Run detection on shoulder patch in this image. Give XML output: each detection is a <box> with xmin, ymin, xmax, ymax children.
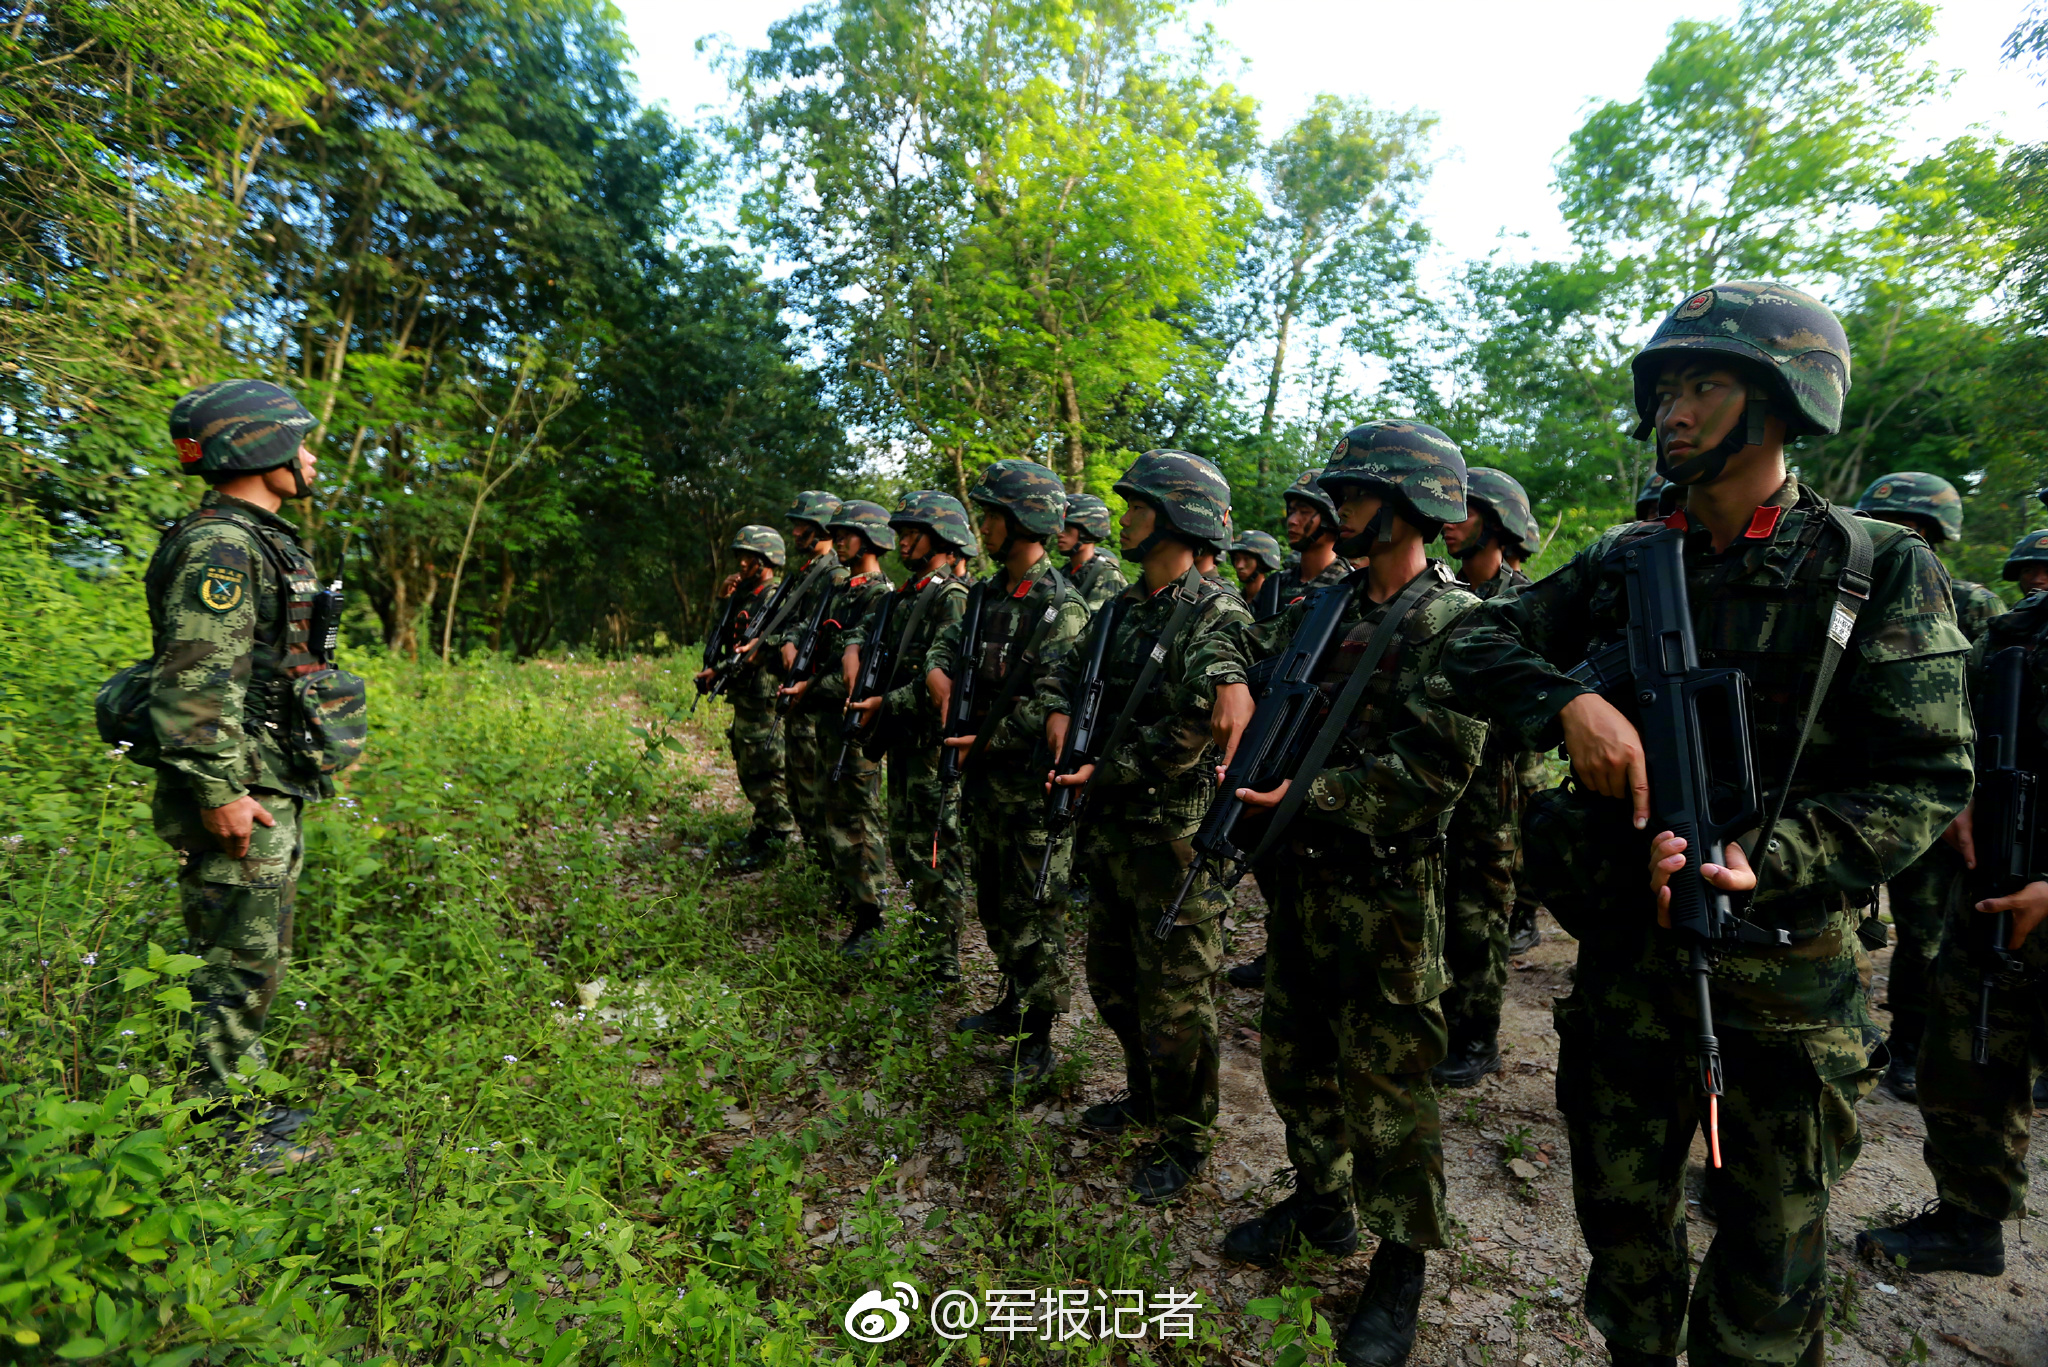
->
<box><xmin>196</xmin><ymin>560</ymin><xmax>248</xmax><ymax>614</ymax></box>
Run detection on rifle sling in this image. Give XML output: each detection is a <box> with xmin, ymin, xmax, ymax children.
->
<box><xmin>960</xmin><ymin>569</ymin><xmax>1070</xmax><ymax>769</ymax></box>
<box><xmin>1083</xmin><ymin>565</ymin><xmax>1206</xmax><ymax>786</ymax></box>
<box><xmin>755</xmin><ymin>555</ymin><xmax>835</xmax><ymax>644</ymax></box>
<box><xmin>883</xmin><ymin>575</ymin><xmax>954</xmax><ymax>694</ymax></box>
<box><xmin>1245</xmin><ymin>567</ymin><xmax>1441</xmax><ymax>865</ymax></box>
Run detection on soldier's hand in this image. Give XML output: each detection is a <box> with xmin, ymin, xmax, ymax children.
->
<box><xmin>1648</xmin><ymin>830</ymin><xmax>1754</xmax><ymax>929</ymax></box>
<box><xmin>848</xmin><ymin>695</ymin><xmax>885</xmax><ymax>720</ymax></box>
<box><xmin>927</xmin><ymin>667</ymin><xmax>953</xmax><ymax>717</ymax></box>
<box><xmin>693</xmin><ymin>668</ymin><xmax>714</xmax><ymax>686</ymax></box>
<box><xmin>942</xmin><ymin>733</ymin><xmax>977</xmax><ymax>770</ymax></box>
<box><xmin>1942</xmin><ymin>802</ymin><xmax>1976</xmax><ymax>869</ymax></box>
<box><xmin>1051</xmin><ymin>762</ymin><xmax>1094</xmax><ymax>790</ymax></box>
<box><xmin>720</xmin><ymin>573</ymin><xmax>741</xmax><ymax>596</ymax></box>
<box><xmin>1974</xmin><ymin>879</ymin><xmax>2048</xmax><ymax>950</ymax></box>
<box><xmin>1210</xmin><ymin>681</ymin><xmax>1253</xmax><ymax>771</ymax></box>
<box><xmin>1559</xmin><ymin>693</ymin><xmax>1650</xmax><ymax>828</ymax></box>
<box><xmin>1235</xmin><ymin>778</ymin><xmax>1287</xmax><ymax>810</ymax></box>
<box><xmin>780</xmin><ymin>679</ymin><xmax>810</xmax><ymax>702</ymax></box>
<box><xmin>203</xmin><ymin>795</ymin><xmax>276</xmax><ymax>861</ymax></box>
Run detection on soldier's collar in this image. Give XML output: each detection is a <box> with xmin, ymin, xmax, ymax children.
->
<box><xmin>1662</xmin><ymin>475</ymin><xmax>1802</xmax><ymax>545</ymax></box>
<box><xmin>202</xmin><ymin>490</ymin><xmax>298</xmax><ymax>532</ymax></box>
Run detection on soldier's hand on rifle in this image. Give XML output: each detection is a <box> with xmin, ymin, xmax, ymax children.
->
<box><xmin>1973</xmin><ymin>879</ymin><xmax>2048</xmax><ymax>950</ymax></box>
<box><xmin>1942</xmin><ymin>802</ymin><xmax>1976</xmax><ymax>869</ymax></box>
<box><xmin>927</xmin><ymin>667</ymin><xmax>953</xmax><ymax>716</ymax></box>
<box><xmin>203</xmin><ymin>795</ymin><xmax>276</xmax><ymax>861</ymax></box>
<box><xmin>1559</xmin><ymin>693</ymin><xmax>1650</xmax><ymax>829</ymax></box>
<box><xmin>694</xmin><ymin>667</ymin><xmax>714</xmax><ymax>686</ymax></box>
<box><xmin>1051</xmin><ymin>763</ymin><xmax>1095</xmax><ymax>790</ymax></box>
<box><xmin>780</xmin><ymin>678</ymin><xmax>810</xmax><ymax>703</ymax></box>
<box><xmin>848</xmin><ymin>695</ymin><xmax>885</xmax><ymax>720</ymax></box>
<box><xmin>1234</xmin><ymin>778</ymin><xmax>1288</xmax><ymax>810</ymax></box>
<box><xmin>1210</xmin><ymin>681</ymin><xmax>1253</xmax><ymax>772</ymax></box>
<box><xmin>941</xmin><ymin>733</ymin><xmax>977</xmax><ymax>766</ymax></box>
<box><xmin>1648</xmin><ymin>830</ymin><xmax>1754</xmax><ymax>929</ymax></box>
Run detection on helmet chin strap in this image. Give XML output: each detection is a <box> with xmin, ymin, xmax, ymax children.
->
<box><xmin>1657</xmin><ymin>397</ymin><xmax>1769</xmax><ymax>487</ymax></box>
<box><xmin>1333</xmin><ymin>505</ymin><xmax>1389</xmax><ymax>562</ymax></box>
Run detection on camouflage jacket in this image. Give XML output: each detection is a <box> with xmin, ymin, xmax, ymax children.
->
<box><xmin>1443</xmin><ymin>476</ymin><xmax>1974</xmax><ymax>1031</ymax></box>
<box><xmin>1201</xmin><ymin>566</ymin><xmax>1236</xmax><ymax>598</ymax></box>
<box><xmin>876</xmin><ymin>569</ymin><xmax>971</xmax><ymax>745</ymax></box>
<box><xmin>762</xmin><ymin>546</ymin><xmax>842</xmax><ymax>659</ymax></box>
<box><xmin>146</xmin><ymin>491</ymin><xmax>328</xmax><ymax>805</ymax></box>
<box><xmin>1269</xmin><ymin>554</ymin><xmax>1354</xmax><ymax>616</ymax></box>
<box><xmin>807</xmin><ymin>568</ymin><xmax>896</xmax><ymax>713</ymax></box>
<box><xmin>1951</xmin><ymin>577</ymin><xmax>2006</xmax><ymax>644</ymax></box>
<box><xmin>1244</xmin><ymin>562</ymin><xmax>1490</xmax><ymax>848</ymax></box>
<box><xmin>1462</xmin><ymin>561</ymin><xmax>1531</xmax><ymax>603</ymax></box>
<box><xmin>1041</xmin><ymin>570</ymin><xmax>1252</xmax><ymax>842</ymax></box>
<box><xmin>926</xmin><ymin>554</ymin><xmax>1088</xmax><ymax>804</ymax></box>
<box><xmin>716</xmin><ymin>571</ymin><xmax>781</xmax><ymax>708</ymax></box>
<box><xmin>1067</xmin><ymin>550</ymin><xmax>1129</xmax><ymax>614</ymax></box>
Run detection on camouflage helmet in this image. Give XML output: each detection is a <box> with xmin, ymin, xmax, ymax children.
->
<box><xmin>1855</xmin><ymin>471</ymin><xmax>1963</xmax><ymax>544</ymax></box>
<box><xmin>168</xmin><ymin>379</ymin><xmax>316</xmax><ymax>476</ymax></box>
<box><xmin>888</xmin><ymin>490</ymin><xmax>981</xmax><ymax>557</ymax></box>
<box><xmin>729</xmin><ymin>524</ymin><xmax>786</xmax><ymax>570</ymax></box>
<box><xmin>2002</xmin><ymin>529</ymin><xmax>2048</xmax><ymax>582</ymax></box>
<box><xmin>1112</xmin><ymin>449</ymin><xmax>1233</xmax><ymax>554</ymax></box>
<box><xmin>1320</xmin><ymin>420</ymin><xmax>1468</xmax><ymax>529</ymax></box>
<box><xmin>1064</xmin><ymin>492</ymin><xmax>1114</xmax><ymax>542</ymax></box>
<box><xmin>1629</xmin><ymin>281</ymin><xmax>1851</xmax><ymax>440</ymax></box>
<box><xmin>825</xmin><ymin>498</ymin><xmax>897</xmax><ymax>552</ymax></box>
<box><xmin>1635</xmin><ymin>471</ymin><xmax>1671</xmax><ymax>519</ymax></box>
<box><xmin>967</xmin><ymin>458</ymin><xmax>1067</xmax><ymax>539</ymax></box>
<box><xmin>1281</xmin><ymin>469</ymin><xmax>1340</xmax><ymax>524</ymax></box>
<box><xmin>787</xmin><ymin>490</ymin><xmax>842</xmax><ymax>531</ymax></box>
<box><xmin>1464</xmin><ymin>467</ymin><xmax>1541</xmax><ymax>555</ymax></box>
<box><xmin>1228</xmin><ymin>529</ymin><xmax>1284</xmax><ymax>573</ymax></box>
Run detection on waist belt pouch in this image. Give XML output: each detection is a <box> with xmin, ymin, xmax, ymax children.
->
<box><xmin>291</xmin><ymin>666</ymin><xmax>370</xmax><ymax>774</ymax></box>
<box><xmin>1520</xmin><ymin>778</ymin><xmax>1644</xmax><ymax>940</ymax></box>
<box><xmin>95</xmin><ymin>659</ymin><xmax>162</xmax><ymax>766</ymax></box>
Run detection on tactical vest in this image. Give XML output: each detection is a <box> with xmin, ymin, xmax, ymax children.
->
<box><xmin>972</xmin><ymin>567</ymin><xmax>1070</xmax><ymax>704</ymax></box>
<box><xmin>1310</xmin><ymin>573</ymin><xmax>1456</xmax><ymax>761</ymax></box>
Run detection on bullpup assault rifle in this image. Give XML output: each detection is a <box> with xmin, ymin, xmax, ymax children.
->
<box><xmin>830</xmin><ymin>591</ymin><xmax>900</xmax><ymax>782</ymax></box>
<box><xmin>1967</xmin><ymin>645</ymin><xmax>2032</xmax><ymax>1065</ymax></box>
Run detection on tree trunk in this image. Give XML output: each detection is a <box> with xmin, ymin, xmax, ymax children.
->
<box><xmin>1059</xmin><ymin>368</ymin><xmax>1086</xmax><ymax>490</ymax></box>
<box><xmin>489</xmin><ymin>546</ymin><xmax>514</xmax><ymax>653</ymax></box>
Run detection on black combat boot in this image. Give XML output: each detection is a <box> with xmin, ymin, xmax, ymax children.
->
<box><xmin>838</xmin><ymin>902</ymin><xmax>885</xmax><ymax>957</ymax></box>
<box><xmin>1507</xmin><ymin>901</ymin><xmax>1541</xmax><ymax>954</ymax></box>
<box><xmin>1222</xmin><ymin>1179</ymin><xmax>1359</xmax><ymax>1266</ymax></box>
<box><xmin>1081</xmin><ymin>1081</ymin><xmax>1155</xmax><ymax>1134</ymax></box>
<box><xmin>724</xmin><ymin>826</ymin><xmax>789</xmax><ymax>872</ymax></box>
<box><xmin>1430</xmin><ymin>1026</ymin><xmax>1501</xmax><ymax>1088</ymax></box>
<box><xmin>1225</xmin><ymin>951</ymin><xmax>1268</xmax><ymax>990</ymax></box>
<box><xmin>1336</xmin><ymin>1239</ymin><xmax>1425</xmax><ymax>1366</ymax></box>
<box><xmin>1000</xmin><ymin>1008</ymin><xmax>1057</xmax><ymax>1089</ymax></box>
<box><xmin>1880</xmin><ymin>1021</ymin><xmax>1921</xmax><ymax>1103</ymax></box>
<box><xmin>1856</xmin><ymin>1201</ymin><xmax>2005</xmax><ymax>1275</ymax></box>
<box><xmin>1128</xmin><ymin>1142</ymin><xmax>1203</xmax><ymax>1205</ymax></box>
<box><xmin>954</xmin><ymin>983</ymin><xmax>1021</xmax><ymax>1036</ymax></box>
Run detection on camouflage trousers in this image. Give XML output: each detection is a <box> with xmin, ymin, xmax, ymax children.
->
<box><xmin>1441</xmin><ymin>750</ymin><xmax>1519</xmax><ymax>1037</ymax></box>
<box><xmin>1918</xmin><ymin>920</ymin><xmax>2046</xmax><ymax>1223</ymax></box>
<box><xmin>1554</xmin><ymin>984</ymin><xmax>1880</xmax><ymax>1365</ymax></box>
<box><xmin>1880</xmin><ymin>840</ymin><xmax>1961</xmax><ymax>1040</ymax></box>
<box><xmin>728</xmin><ymin>691</ymin><xmax>795</xmax><ymax>839</ymax></box>
<box><xmin>784</xmin><ymin>709</ymin><xmax>830</xmax><ymax>852</ymax></box>
<box><xmin>966</xmin><ymin>798</ymin><xmax>1070</xmax><ymax>1014</ymax></box>
<box><xmin>1079</xmin><ymin>835</ymin><xmax>1225</xmax><ymax>1156</ymax></box>
<box><xmin>885</xmin><ymin>742</ymin><xmax>969</xmax><ymax>982</ymax></box>
<box><xmin>153</xmin><ymin>783</ymin><xmax>304</xmax><ymax>1097</ymax></box>
<box><xmin>1261</xmin><ymin>843</ymin><xmax>1451</xmax><ymax>1248</ymax></box>
<box><xmin>821</xmin><ymin>732</ymin><xmax>887</xmax><ymax>910</ymax></box>
<box><xmin>1510</xmin><ymin>748</ymin><xmax>1549</xmax><ymax>925</ymax></box>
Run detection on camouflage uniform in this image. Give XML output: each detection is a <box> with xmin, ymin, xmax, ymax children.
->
<box><xmin>806</xmin><ymin>560</ymin><xmax>895</xmax><ymax>913</ymax></box>
<box><xmin>1067</xmin><ymin>550</ymin><xmax>1130</xmax><ymax>614</ymax></box>
<box><xmin>719</xmin><ymin>571</ymin><xmax>796</xmax><ymax>843</ymax></box>
<box><xmin>765</xmin><ymin>542</ymin><xmax>842</xmax><ymax>853</ymax></box>
<box><xmin>1448</xmin><ymin>479</ymin><xmax>1972</xmax><ymax>1361</ymax></box>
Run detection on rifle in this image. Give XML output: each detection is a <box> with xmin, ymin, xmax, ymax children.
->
<box><xmin>1162</xmin><ymin>575</ymin><xmax>1364</xmax><ymax>931</ymax></box>
<box><xmin>778</xmin><ymin>581</ymin><xmax>842</xmax><ymax>716</ymax></box>
<box><xmin>1563</xmin><ymin>526</ymin><xmax>1774</xmax><ymax>1168</ymax></box>
<box><xmin>690</xmin><ymin>587</ymin><xmax>748</xmax><ymax>715</ymax></box>
<box><xmin>830</xmin><ymin>591</ymin><xmax>900</xmax><ymax>782</ymax></box>
<box><xmin>1251</xmin><ymin>574</ymin><xmax>1281</xmax><ymax>622</ymax></box>
<box><xmin>698</xmin><ymin>570</ymin><xmax>795</xmax><ymax>710</ymax></box>
<box><xmin>1967</xmin><ymin>645</ymin><xmax>2032</xmax><ymax>1065</ymax></box>
<box><xmin>932</xmin><ymin>582</ymin><xmax>990</xmax><ymax>860</ymax></box>
<box><xmin>1034</xmin><ymin>598</ymin><xmax>1124</xmax><ymax>903</ymax></box>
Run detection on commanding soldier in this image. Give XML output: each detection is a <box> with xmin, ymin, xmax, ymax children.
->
<box><xmin>702</xmin><ymin>526</ymin><xmax>795</xmax><ymax>870</ymax></box>
<box><xmin>1445</xmin><ymin>282</ymin><xmax>1972</xmax><ymax>1367</ymax></box>
<box><xmin>1225</xmin><ymin>470</ymin><xmax>1353</xmax><ymax>992</ymax></box>
<box><xmin>930</xmin><ymin>460</ymin><xmax>1088</xmax><ymax>1087</ymax></box>
<box><xmin>1228</xmin><ymin>529</ymin><xmax>1284</xmax><ymax>615</ymax></box>
<box><xmin>843</xmin><ymin>492</ymin><xmax>979</xmax><ymax>985</ymax></box>
<box><xmin>1044</xmin><ymin>451</ymin><xmax>1252</xmax><ymax>1202</ymax></box>
<box><xmin>1223</xmin><ymin>422</ymin><xmax>1486</xmax><ymax>1367</ymax></box>
<box><xmin>1058</xmin><ymin>492</ymin><xmax>1130</xmax><ymax>612</ymax></box>
<box><xmin>789</xmin><ymin>501</ymin><xmax>896</xmax><ymax>949</ymax></box>
<box><xmin>1853</xmin><ymin>471</ymin><xmax>2005</xmax><ymax>1100</ymax></box>
<box><xmin>150</xmin><ymin>380</ymin><xmax>361</xmax><ymax>1161</ymax></box>
<box><xmin>763</xmin><ymin>491</ymin><xmax>842</xmax><ymax>854</ymax></box>
<box><xmin>1857</xmin><ymin>575</ymin><xmax>2048</xmax><ymax>1276</ymax></box>
<box><xmin>1432</xmin><ymin>467</ymin><xmax>1542</xmax><ymax>1088</ymax></box>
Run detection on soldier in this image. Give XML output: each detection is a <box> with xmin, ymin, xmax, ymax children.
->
<box><xmin>1043</xmin><ymin>451</ymin><xmax>1253</xmax><ymax>1201</ymax></box>
<box><xmin>1853</xmin><ymin>471</ymin><xmax>2006</xmax><ymax>1100</ymax></box>
<box><xmin>1222</xmin><ymin>422</ymin><xmax>1485</xmax><ymax>1367</ymax></box>
<box><xmin>150</xmin><ymin>380</ymin><xmax>364</xmax><ymax>1164</ymax></box>
<box><xmin>1228</xmin><ymin>529</ymin><xmax>1284</xmax><ymax>614</ymax></box>
<box><xmin>1444</xmin><ymin>281</ymin><xmax>1972</xmax><ymax>1367</ymax></box>
<box><xmin>2007</xmin><ymin>528</ymin><xmax>2048</xmax><ymax>599</ymax></box>
<box><xmin>929</xmin><ymin>460</ymin><xmax>1089</xmax><ymax>1087</ymax></box>
<box><xmin>1635</xmin><ymin>471</ymin><xmax>1673</xmax><ymax>522</ymax></box>
<box><xmin>762</xmin><ymin>491</ymin><xmax>842</xmax><ymax>855</ymax></box>
<box><xmin>1057</xmin><ymin>492</ymin><xmax>1130</xmax><ymax>612</ymax></box>
<box><xmin>788</xmin><ymin>501</ymin><xmax>896</xmax><ymax>949</ymax></box>
<box><xmin>701</xmin><ymin>526</ymin><xmax>795</xmax><ymax>871</ymax></box>
<box><xmin>1224</xmin><ymin>470</ymin><xmax>1353</xmax><ymax>992</ymax></box>
<box><xmin>1856</xmin><ymin>579</ymin><xmax>2048</xmax><ymax>1275</ymax></box>
<box><xmin>841</xmin><ymin>492</ymin><xmax>979</xmax><ymax>984</ymax></box>
<box><xmin>1433</xmin><ymin>467</ymin><xmax>1542</xmax><ymax>1088</ymax></box>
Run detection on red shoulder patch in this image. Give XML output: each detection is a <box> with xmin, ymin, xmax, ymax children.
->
<box><xmin>1662</xmin><ymin>510</ymin><xmax>1689</xmax><ymax>531</ymax></box>
<box><xmin>1744</xmin><ymin>504</ymin><xmax>1784</xmax><ymax>539</ymax></box>
<box><xmin>1011</xmin><ymin>578</ymin><xmax>1032</xmax><ymax>599</ymax></box>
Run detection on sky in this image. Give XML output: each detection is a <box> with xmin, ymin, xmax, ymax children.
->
<box><xmin>617</xmin><ymin>0</ymin><xmax>2043</xmax><ymax>271</ymax></box>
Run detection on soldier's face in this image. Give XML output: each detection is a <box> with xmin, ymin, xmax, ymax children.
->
<box><xmin>2019</xmin><ymin>564</ymin><xmax>2048</xmax><ymax>596</ymax></box>
<box><xmin>1337</xmin><ymin>490</ymin><xmax>1388</xmax><ymax>550</ymax></box>
<box><xmin>789</xmin><ymin>522</ymin><xmax>817</xmax><ymax>551</ymax></box>
<box><xmin>737</xmin><ymin>552</ymin><xmax>766</xmax><ymax>579</ymax></box>
<box><xmin>831</xmin><ymin>530</ymin><xmax>866</xmax><ymax>561</ymax></box>
<box><xmin>1056</xmin><ymin>524</ymin><xmax>1082</xmax><ymax>554</ymax></box>
<box><xmin>978</xmin><ymin>507</ymin><xmax>1010</xmax><ymax>556</ymax></box>
<box><xmin>1441</xmin><ymin>508</ymin><xmax>1485</xmax><ymax>555</ymax></box>
<box><xmin>1283</xmin><ymin>498</ymin><xmax>1324</xmax><ymax>548</ymax></box>
<box><xmin>1230</xmin><ymin>551</ymin><xmax>1260</xmax><ymax>581</ymax></box>
<box><xmin>264</xmin><ymin>443</ymin><xmax>318</xmax><ymax>499</ymax></box>
<box><xmin>1118</xmin><ymin>500</ymin><xmax>1156</xmax><ymax>555</ymax></box>
<box><xmin>1654</xmin><ymin>364</ymin><xmax>1751</xmax><ymax>467</ymax></box>
<box><xmin>898</xmin><ymin>527</ymin><xmax>932</xmax><ymax>564</ymax></box>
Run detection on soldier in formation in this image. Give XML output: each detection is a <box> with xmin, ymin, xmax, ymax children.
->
<box><xmin>700</xmin><ymin>525</ymin><xmax>794</xmax><ymax>871</ymax></box>
<box><xmin>1227</xmin><ymin>529</ymin><xmax>1283</xmax><ymax>614</ymax></box>
<box><xmin>1058</xmin><ymin>491</ymin><xmax>1130</xmax><ymax>611</ymax></box>
<box><xmin>765</xmin><ymin>492</ymin><xmax>843</xmax><ymax>854</ymax></box>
